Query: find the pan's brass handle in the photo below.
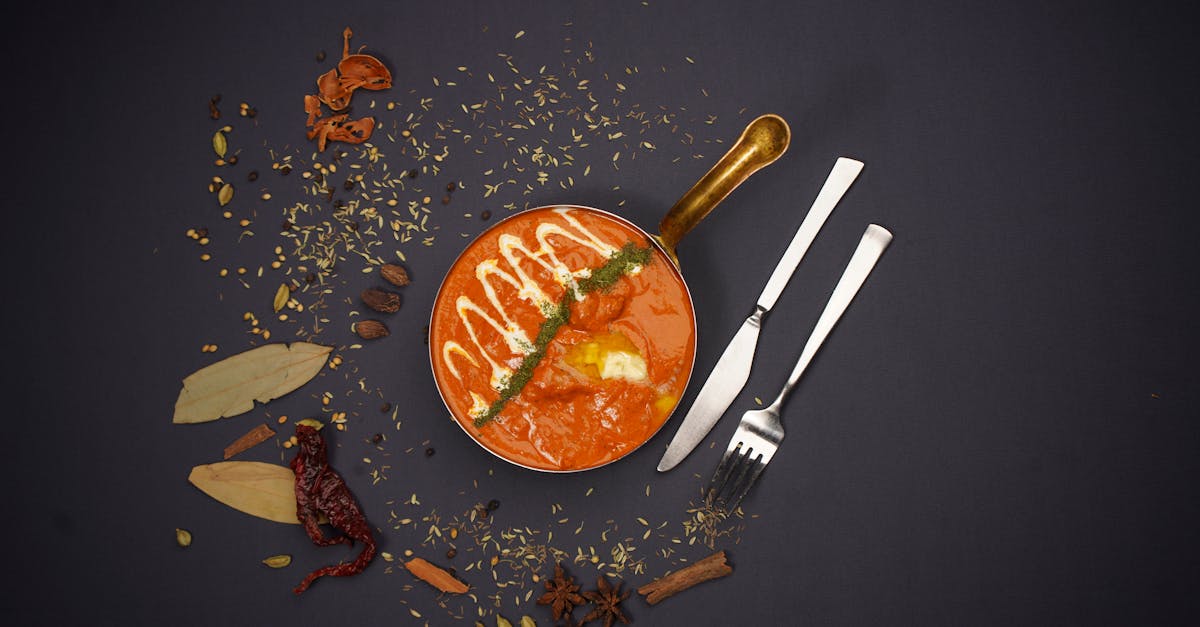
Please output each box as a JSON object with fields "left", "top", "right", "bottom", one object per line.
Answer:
{"left": 654, "top": 114, "right": 791, "bottom": 267}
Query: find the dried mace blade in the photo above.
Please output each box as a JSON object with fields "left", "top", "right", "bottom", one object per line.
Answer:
{"left": 581, "top": 576, "right": 631, "bottom": 627}
{"left": 537, "top": 562, "right": 585, "bottom": 624}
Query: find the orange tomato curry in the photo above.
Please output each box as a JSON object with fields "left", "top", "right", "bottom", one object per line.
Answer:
{"left": 430, "top": 207, "right": 695, "bottom": 471}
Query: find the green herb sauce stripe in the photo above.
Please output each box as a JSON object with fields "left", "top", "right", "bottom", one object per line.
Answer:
{"left": 473, "top": 242, "right": 653, "bottom": 427}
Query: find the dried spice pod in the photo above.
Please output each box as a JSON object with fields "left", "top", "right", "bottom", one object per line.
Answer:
{"left": 537, "top": 562, "right": 585, "bottom": 624}
{"left": 273, "top": 283, "right": 290, "bottom": 312}
{"left": 361, "top": 288, "right": 401, "bottom": 313}
{"left": 290, "top": 424, "right": 376, "bottom": 593}
{"left": 355, "top": 319, "right": 389, "bottom": 340}
{"left": 175, "top": 528, "right": 193, "bottom": 547}
{"left": 581, "top": 576, "right": 631, "bottom": 626}
{"left": 380, "top": 263, "right": 410, "bottom": 287}
{"left": 217, "top": 183, "right": 234, "bottom": 206}
{"left": 262, "top": 554, "right": 293, "bottom": 569}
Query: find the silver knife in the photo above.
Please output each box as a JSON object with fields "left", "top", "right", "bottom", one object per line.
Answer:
{"left": 656, "top": 156, "right": 865, "bottom": 472}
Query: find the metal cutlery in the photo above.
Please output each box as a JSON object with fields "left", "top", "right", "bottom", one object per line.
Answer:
{"left": 657, "top": 157, "right": 865, "bottom": 472}
{"left": 706, "top": 223, "right": 893, "bottom": 511}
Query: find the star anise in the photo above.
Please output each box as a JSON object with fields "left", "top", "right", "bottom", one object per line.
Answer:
{"left": 580, "top": 576, "right": 631, "bottom": 627}
{"left": 537, "top": 562, "right": 586, "bottom": 625}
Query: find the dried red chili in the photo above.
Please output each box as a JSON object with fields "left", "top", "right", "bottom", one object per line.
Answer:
{"left": 289, "top": 423, "right": 376, "bottom": 594}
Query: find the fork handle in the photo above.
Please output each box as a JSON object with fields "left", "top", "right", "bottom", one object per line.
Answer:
{"left": 767, "top": 224, "right": 893, "bottom": 411}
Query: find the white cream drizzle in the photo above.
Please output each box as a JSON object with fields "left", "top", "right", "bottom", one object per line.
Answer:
{"left": 441, "top": 341, "right": 479, "bottom": 380}
{"left": 445, "top": 208, "right": 622, "bottom": 403}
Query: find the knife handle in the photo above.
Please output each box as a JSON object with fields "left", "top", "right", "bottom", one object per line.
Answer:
{"left": 756, "top": 157, "right": 865, "bottom": 312}
{"left": 767, "top": 224, "right": 892, "bottom": 411}
{"left": 655, "top": 114, "right": 790, "bottom": 267}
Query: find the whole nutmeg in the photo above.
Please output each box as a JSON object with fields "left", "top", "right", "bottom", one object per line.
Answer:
{"left": 380, "top": 263, "right": 410, "bottom": 287}
{"left": 355, "top": 320, "right": 390, "bottom": 340}
{"left": 361, "top": 287, "right": 401, "bottom": 313}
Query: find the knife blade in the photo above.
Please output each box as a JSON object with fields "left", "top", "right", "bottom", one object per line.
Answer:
{"left": 656, "top": 156, "right": 864, "bottom": 472}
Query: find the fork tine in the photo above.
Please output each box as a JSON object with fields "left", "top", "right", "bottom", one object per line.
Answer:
{"left": 705, "top": 442, "right": 743, "bottom": 504}
{"left": 715, "top": 447, "right": 757, "bottom": 509}
{"left": 724, "top": 455, "right": 767, "bottom": 512}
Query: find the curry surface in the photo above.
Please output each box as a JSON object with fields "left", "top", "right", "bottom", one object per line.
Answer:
{"left": 430, "top": 207, "right": 695, "bottom": 471}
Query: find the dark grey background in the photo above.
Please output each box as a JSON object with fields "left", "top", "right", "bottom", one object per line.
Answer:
{"left": 5, "top": 0, "right": 1198, "bottom": 625}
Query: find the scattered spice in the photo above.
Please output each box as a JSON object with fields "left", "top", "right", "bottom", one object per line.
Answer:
{"left": 537, "top": 562, "right": 585, "bottom": 624}
{"left": 380, "top": 263, "right": 411, "bottom": 287}
{"left": 480, "top": 210, "right": 492, "bottom": 221}
{"left": 217, "top": 183, "right": 233, "bottom": 206}
{"left": 222, "top": 423, "right": 277, "bottom": 459}
{"left": 361, "top": 287, "right": 401, "bottom": 313}
{"left": 208, "top": 94, "right": 221, "bottom": 119}
{"left": 636, "top": 550, "right": 732, "bottom": 605}
{"left": 175, "top": 528, "right": 192, "bottom": 547}
{"left": 290, "top": 424, "right": 376, "bottom": 594}
{"left": 404, "top": 557, "right": 469, "bottom": 593}
{"left": 354, "top": 319, "right": 390, "bottom": 340}
{"left": 262, "top": 554, "right": 293, "bottom": 569}
{"left": 487, "top": 499, "right": 500, "bottom": 512}
{"left": 272, "top": 283, "right": 290, "bottom": 312}
{"left": 581, "top": 576, "right": 631, "bottom": 626}
{"left": 212, "top": 130, "right": 228, "bottom": 158}
{"left": 425, "top": 447, "right": 435, "bottom": 457}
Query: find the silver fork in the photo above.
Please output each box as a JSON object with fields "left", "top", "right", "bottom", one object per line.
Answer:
{"left": 706, "top": 224, "right": 893, "bottom": 511}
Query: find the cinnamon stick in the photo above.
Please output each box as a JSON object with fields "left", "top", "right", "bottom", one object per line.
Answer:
{"left": 404, "top": 557, "right": 469, "bottom": 594}
{"left": 223, "top": 424, "right": 276, "bottom": 459}
{"left": 637, "top": 550, "right": 732, "bottom": 605}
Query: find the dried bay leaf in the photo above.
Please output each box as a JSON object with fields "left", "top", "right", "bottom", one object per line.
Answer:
{"left": 188, "top": 461, "right": 300, "bottom": 524}
{"left": 173, "top": 342, "right": 331, "bottom": 424}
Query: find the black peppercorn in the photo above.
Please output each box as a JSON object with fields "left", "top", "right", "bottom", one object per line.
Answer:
{"left": 446, "top": 548, "right": 457, "bottom": 559}
{"left": 481, "top": 210, "right": 492, "bottom": 221}
{"left": 487, "top": 499, "right": 500, "bottom": 511}
{"left": 425, "top": 447, "right": 435, "bottom": 457}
